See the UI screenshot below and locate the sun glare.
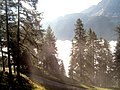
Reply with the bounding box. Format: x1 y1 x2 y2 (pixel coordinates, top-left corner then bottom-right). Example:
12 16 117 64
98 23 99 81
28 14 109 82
37 0 101 21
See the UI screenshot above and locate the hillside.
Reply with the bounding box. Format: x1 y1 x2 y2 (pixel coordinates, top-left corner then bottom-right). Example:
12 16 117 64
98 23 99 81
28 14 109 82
0 70 115 90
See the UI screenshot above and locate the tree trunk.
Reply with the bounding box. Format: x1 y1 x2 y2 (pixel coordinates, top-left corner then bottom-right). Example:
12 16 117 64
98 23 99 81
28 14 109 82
17 0 20 78
5 0 12 76
0 44 5 72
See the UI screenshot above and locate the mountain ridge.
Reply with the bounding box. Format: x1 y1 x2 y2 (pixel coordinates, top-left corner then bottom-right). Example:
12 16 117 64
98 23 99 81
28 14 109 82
43 0 120 40
88 0 120 17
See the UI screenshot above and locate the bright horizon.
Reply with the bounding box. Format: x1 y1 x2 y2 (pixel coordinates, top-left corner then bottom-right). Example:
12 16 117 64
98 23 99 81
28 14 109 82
37 0 102 21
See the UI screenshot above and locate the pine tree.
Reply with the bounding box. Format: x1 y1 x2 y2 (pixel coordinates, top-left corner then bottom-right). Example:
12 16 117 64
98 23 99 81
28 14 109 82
69 18 86 83
37 26 60 76
59 59 66 76
18 0 43 74
114 25 120 88
0 5 6 72
0 0 43 75
45 26 60 75
84 28 97 85
93 38 113 87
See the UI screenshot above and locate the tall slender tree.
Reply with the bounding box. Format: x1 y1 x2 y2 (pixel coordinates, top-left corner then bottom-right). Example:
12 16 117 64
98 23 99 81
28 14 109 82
84 28 97 84
92 38 114 87
0 9 6 72
5 0 12 76
0 0 43 75
43 26 60 75
114 25 120 87
69 18 86 83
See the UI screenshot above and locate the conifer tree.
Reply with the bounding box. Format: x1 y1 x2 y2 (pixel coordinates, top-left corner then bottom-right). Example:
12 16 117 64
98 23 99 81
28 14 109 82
84 28 97 84
69 18 86 83
59 59 66 76
38 26 60 76
93 38 113 87
18 0 43 73
114 25 120 88
0 5 6 71
0 0 43 74
69 19 114 86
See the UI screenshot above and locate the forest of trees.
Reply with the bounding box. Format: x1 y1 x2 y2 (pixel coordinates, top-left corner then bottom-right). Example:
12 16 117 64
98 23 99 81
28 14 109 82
0 0 120 89
0 0 65 80
69 19 115 87
68 18 120 88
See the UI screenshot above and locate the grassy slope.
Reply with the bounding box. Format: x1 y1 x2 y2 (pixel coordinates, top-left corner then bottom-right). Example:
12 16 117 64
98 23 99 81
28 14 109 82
0 71 118 90
0 71 46 90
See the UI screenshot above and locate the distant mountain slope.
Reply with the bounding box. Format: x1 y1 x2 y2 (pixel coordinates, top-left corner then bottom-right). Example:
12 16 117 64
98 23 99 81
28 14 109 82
89 0 120 16
85 16 116 40
44 13 88 40
81 5 96 14
44 0 120 40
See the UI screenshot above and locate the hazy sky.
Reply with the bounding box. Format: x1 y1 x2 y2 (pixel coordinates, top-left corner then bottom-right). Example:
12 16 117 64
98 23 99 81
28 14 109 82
38 0 102 21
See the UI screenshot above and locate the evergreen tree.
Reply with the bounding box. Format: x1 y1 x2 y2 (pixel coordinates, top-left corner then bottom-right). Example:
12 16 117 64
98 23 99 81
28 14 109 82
44 26 60 75
18 0 43 74
94 38 113 87
114 25 120 88
0 0 43 74
69 19 114 86
69 18 86 83
0 4 6 72
59 59 66 76
84 28 97 85
37 26 60 76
